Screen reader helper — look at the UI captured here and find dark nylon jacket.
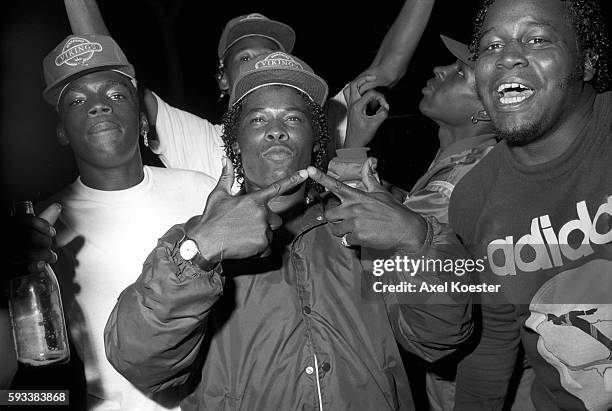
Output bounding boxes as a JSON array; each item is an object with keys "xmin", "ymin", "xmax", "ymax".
[{"xmin": 105, "ymin": 204, "xmax": 472, "ymax": 410}]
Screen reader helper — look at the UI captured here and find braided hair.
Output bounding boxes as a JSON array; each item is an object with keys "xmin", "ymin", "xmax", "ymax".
[
  {"xmin": 220, "ymin": 88, "xmax": 329, "ymax": 192},
  {"xmin": 468, "ymin": 0, "xmax": 611, "ymax": 93}
]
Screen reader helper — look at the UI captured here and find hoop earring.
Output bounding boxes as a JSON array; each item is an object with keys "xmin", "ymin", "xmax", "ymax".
[
  {"xmin": 142, "ymin": 129, "xmax": 149, "ymax": 147},
  {"xmin": 471, "ymin": 109, "xmax": 490, "ymax": 124}
]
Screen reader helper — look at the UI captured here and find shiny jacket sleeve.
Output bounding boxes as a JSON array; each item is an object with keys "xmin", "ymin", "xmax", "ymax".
[
  {"xmin": 380, "ymin": 216, "xmax": 474, "ymax": 363},
  {"xmin": 104, "ymin": 223, "xmax": 224, "ymax": 392}
]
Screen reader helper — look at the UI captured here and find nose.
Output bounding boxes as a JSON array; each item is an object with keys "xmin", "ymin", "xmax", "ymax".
[
  {"xmin": 433, "ymin": 63, "xmax": 456, "ymax": 80},
  {"xmin": 433, "ymin": 65, "xmax": 447, "ymax": 80},
  {"xmin": 265, "ymin": 120, "xmax": 288, "ymax": 142},
  {"xmin": 88, "ymin": 102, "xmax": 112, "ymax": 117},
  {"xmin": 496, "ymin": 41, "xmax": 528, "ymax": 70}
]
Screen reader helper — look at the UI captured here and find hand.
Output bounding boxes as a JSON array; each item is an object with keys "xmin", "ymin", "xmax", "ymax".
[
  {"xmin": 344, "ymin": 65, "xmax": 399, "ymax": 104},
  {"xmin": 4, "ymin": 203, "xmax": 62, "ymax": 283},
  {"xmin": 187, "ymin": 159, "xmax": 308, "ymax": 262},
  {"xmin": 345, "ymin": 89, "xmax": 389, "ymax": 148},
  {"xmin": 307, "ymin": 160, "xmax": 426, "ymax": 251}
]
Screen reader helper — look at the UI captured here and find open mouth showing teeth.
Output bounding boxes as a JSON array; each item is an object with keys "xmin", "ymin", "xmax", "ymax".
[{"xmin": 497, "ymin": 83, "xmax": 535, "ymax": 105}]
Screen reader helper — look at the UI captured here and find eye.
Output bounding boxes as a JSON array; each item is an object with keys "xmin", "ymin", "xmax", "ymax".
[
  {"xmin": 239, "ymin": 55, "xmax": 251, "ymax": 62},
  {"xmin": 286, "ymin": 115, "xmax": 303, "ymax": 122},
  {"xmin": 527, "ymin": 37, "xmax": 547, "ymax": 45},
  {"xmin": 68, "ymin": 97, "xmax": 85, "ymax": 107},
  {"xmin": 484, "ymin": 42, "xmax": 504, "ymax": 51},
  {"xmin": 249, "ymin": 116, "xmax": 265, "ymax": 124},
  {"xmin": 457, "ymin": 69, "xmax": 465, "ymax": 77},
  {"xmin": 109, "ymin": 93, "xmax": 126, "ymax": 101}
]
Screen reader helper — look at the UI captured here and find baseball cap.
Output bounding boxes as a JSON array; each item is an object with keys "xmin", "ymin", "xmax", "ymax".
[
  {"xmin": 43, "ymin": 34, "xmax": 136, "ymax": 106},
  {"xmin": 218, "ymin": 13, "xmax": 295, "ymax": 61},
  {"xmin": 230, "ymin": 51, "xmax": 328, "ymax": 107},
  {"xmin": 440, "ymin": 35, "xmax": 474, "ymax": 68}
]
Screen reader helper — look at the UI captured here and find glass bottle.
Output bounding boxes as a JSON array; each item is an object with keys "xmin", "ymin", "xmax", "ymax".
[{"xmin": 8, "ymin": 201, "xmax": 70, "ymax": 366}]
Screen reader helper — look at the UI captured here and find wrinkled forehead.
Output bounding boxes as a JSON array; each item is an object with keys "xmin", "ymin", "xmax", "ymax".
[{"xmin": 483, "ymin": 0, "xmax": 574, "ymax": 39}]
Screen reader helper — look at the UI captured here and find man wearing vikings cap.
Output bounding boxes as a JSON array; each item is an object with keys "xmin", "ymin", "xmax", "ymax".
[
  {"xmin": 5, "ymin": 33, "xmax": 220, "ymax": 409},
  {"xmin": 104, "ymin": 51, "xmax": 472, "ymax": 411}
]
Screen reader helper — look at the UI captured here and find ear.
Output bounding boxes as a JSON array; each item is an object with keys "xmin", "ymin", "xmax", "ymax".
[
  {"xmin": 583, "ymin": 50, "xmax": 599, "ymax": 82},
  {"xmin": 139, "ymin": 112, "xmax": 149, "ymax": 135},
  {"xmin": 216, "ymin": 69, "xmax": 230, "ymax": 95},
  {"xmin": 232, "ymin": 141, "xmax": 240, "ymax": 155},
  {"xmin": 56, "ymin": 123, "xmax": 70, "ymax": 146}
]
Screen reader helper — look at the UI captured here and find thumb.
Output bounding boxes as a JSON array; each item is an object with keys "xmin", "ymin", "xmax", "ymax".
[
  {"xmin": 214, "ymin": 157, "xmax": 235, "ymax": 194},
  {"xmin": 362, "ymin": 158, "xmax": 383, "ymax": 193},
  {"xmin": 38, "ymin": 202, "xmax": 62, "ymax": 226}
]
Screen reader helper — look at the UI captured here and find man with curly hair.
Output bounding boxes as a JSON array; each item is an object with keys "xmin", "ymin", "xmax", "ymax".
[
  {"xmin": 447, "ymin": 0, "xmax": 612, "ymax": 409},
  {"xmin": 105, "ymin": 51, "xmax": 472, "ymax": 410}
]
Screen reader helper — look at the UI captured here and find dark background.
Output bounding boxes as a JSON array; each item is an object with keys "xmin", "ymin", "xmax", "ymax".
[{"xmin": 1, "ymin": 0, "xmax": 487, "ymax": 208}]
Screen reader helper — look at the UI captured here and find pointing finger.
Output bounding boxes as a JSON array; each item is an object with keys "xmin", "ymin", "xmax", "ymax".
[
  {"xmin": 251, "ymin": 169, "xmax": 308, "ymax": 204},
  {"xmin": 306, "ymin": 166, "xmax": 364, "ymax": 202}
]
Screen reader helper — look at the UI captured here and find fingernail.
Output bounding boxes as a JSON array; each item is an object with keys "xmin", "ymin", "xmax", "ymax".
[
  {"xmin": 50, "ymin": 226, "xmax": 56, "ymax": 237},
  {"xmin": 51, "ymin": 250, "xmax": 58, "ymax": 263},
  {"xmin": 54, "ymin": 203, "xmax": 62, "ymax": 212},
  {"xmin": 298, "ymin": 169, "xmax": 308, "ymax": 178},
  {"xmin": 222, "ymin": 157, "xmax": 227, "ymax": 167}
]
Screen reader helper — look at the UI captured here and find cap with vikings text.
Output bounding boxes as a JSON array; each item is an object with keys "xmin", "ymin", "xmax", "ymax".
[
  {"xmin": 43, "ymin": 34, "xmax": 135, "ymax": 106},
  {"xmin": 230, "ymin": 51, "xmax": 328, "ymax": 107},
  {"xmin": 218, "ymin": 13, "xmax": 295, "ymax": 61},
  {"xmin": 440, "ymin": 35, "xmax": 474, "ymax": 68}
]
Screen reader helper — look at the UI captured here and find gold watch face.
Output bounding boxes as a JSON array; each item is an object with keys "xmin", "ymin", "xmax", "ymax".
[{"xmin": 179, "ymin": 238, "xmax": 199, "ymax": 260}]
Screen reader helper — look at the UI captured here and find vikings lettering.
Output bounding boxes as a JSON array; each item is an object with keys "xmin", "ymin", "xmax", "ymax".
[{"xmin": 55, "ymin": 38, "xmax": 103, "ymax": 67}]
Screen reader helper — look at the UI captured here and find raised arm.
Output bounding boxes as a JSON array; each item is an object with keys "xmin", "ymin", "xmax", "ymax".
[{"xmin": 350, "ymin": 0, "xmax": 435, "ymax": 95}]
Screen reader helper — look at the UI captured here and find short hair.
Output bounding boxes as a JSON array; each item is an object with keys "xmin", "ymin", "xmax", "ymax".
[
  {"xmin": 469, "ymin": 0, "xmax": 611, "ymax": 93},
  {"xmin": 220, "ymin": 88, "xmax": 329, "ymax": 192}
]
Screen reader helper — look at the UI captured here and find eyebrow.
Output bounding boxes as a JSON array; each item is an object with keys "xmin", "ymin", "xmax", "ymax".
[
  {"xmin": 245, "ymin": 106, "xmax": 307, "ymax": 114},
  {"xmin": 64, "ymin": 79, "xmax": 132, "ymax": 94},
  {"xmin": 480, "ymin": 19, "xmax": 560, "ymax": 39}
]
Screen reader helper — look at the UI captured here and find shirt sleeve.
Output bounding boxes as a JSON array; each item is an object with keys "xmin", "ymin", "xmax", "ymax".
[
  {"xmin": 151, "ymin": 92, "xmax": 224, "ymax": 179},
  {"xmin": 104, "ymin": 223, "xmax": 224, "ymax": 392},
  {"xmin": 378, "ymin": 216, "xmax": 474, "ymax": 363},
  {"xmin": 326, "ymin": 87, "xmax": 348, "ymax": 149},
  {"xmin": 454, "ymin": 298, "xmax": 521, "ymax": 411}
]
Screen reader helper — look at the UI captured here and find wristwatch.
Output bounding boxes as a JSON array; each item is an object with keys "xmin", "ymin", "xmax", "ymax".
[{"xmin": 178, "ymin": 234, "xmax": 217, "ymax": 271}]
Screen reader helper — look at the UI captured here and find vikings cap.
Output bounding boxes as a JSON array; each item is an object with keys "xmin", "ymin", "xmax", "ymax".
[
  {"xmin": 42, "ymin": 34, "xmax": 136, "ymax": 106},
  {"xmin": 230, "ymin": 51, "xmax": 328, "ymax": 107},
  {"xmin": 218, "ymin": 13, "xmax": 296, "ymax": 61},
  {"xmin": 440, "ymin": 35, "xmax": 474, "ymax": 68}
]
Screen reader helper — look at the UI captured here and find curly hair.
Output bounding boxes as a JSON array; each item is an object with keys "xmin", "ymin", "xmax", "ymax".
[
  {"xmin": 220, "ymin": 87, "xmax": 329, "ymax": 192},
  {"xmin": 468, "ymin": 0, "xmax": 611, "ymax": 93}
]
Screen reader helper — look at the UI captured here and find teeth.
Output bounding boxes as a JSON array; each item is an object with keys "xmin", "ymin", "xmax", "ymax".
[
  {"xmin": 499, "ymin": 89, "xmax": 535, "ymax": 105},
  {"xmin": 497, "ymin": 82, "xmax": 529, "ymax": 92}
]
